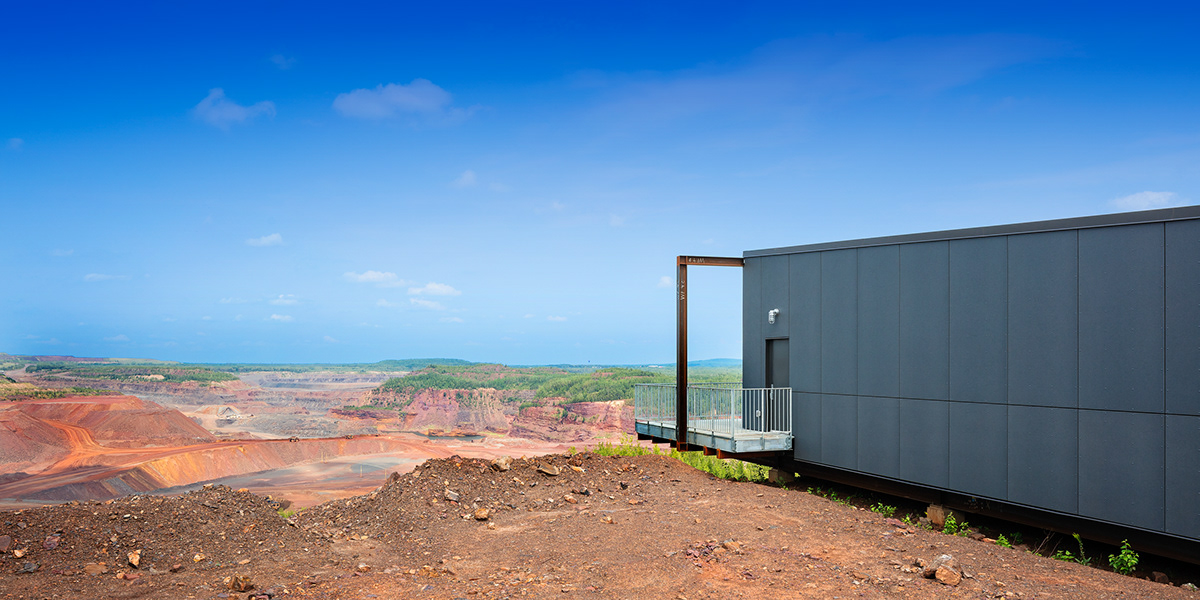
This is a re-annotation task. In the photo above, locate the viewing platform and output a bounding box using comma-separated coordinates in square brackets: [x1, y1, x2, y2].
[633, 383, 793, 454]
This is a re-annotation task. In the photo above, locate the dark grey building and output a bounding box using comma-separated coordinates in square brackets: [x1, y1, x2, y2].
[742, 206, 1200, 547]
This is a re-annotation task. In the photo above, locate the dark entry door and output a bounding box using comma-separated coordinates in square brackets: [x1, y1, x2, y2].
[766, 338, 789, 389]
[749, 339, 788, 432]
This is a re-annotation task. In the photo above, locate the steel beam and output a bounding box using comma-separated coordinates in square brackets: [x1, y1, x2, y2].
[675, 255, 744, 449]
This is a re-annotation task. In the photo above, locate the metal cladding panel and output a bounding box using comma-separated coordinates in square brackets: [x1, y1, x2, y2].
[949, 402, 1008, 500]
[742, 258, 765, 388]
[949, 237, 1008, 404]
[900, 242, 950, 401]
[821, 394, 858, 469]
[1166, 415, 1200, 537]
[1008, 231, 1078, 408]
[857, 246, 900, 398]
[1167, 220, 1200, 416]
[857, 396, 900, 478]
[1008, 406, 1078, 513]
[1078, 411, 1165, 531]
[794, 392, 822, 462]
[1079, 224, 1165, 413]
[761, 255, 790, 338]
[790, 253, 822, 393]
[898, 399, 949, 488]
[821, 250, 858, 395]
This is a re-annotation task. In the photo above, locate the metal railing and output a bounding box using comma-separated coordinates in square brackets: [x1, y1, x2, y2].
[633, 383, 676, 423]
[687, 385, 791, 441]
[634, 383, 792, 445]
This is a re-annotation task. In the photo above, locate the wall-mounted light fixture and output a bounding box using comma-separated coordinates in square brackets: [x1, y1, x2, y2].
[768, 308, 780, 324]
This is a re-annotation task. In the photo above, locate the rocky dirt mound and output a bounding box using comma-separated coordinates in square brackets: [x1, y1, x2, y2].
[2, 452, 1196, 599]
[0, 484, 337, 598]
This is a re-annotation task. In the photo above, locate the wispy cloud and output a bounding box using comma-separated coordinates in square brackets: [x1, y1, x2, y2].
[269, 54, 296, 70]
[6, 138, 22, 151]
[376, 299, 399, 308]
[323, 335, 339, 343]
[268, 314, 294, 322]
[270, 294, 298, 305]
[1110, 191, 1181, 211]
[51, 248, 73, 257]
[547, 315, 568, 322]
[451, 170, 477, 188]
[192, 88, 276, 129]
[219, 297, 247, 304]
[589, 34, 1061, 131]
[410, 298, 446, 310]
[609, 214, 626, 227]
[103, 334, 130, 342]
[84, 273, 129, 282]
[657, 276, 674, 288]
[408, 282, 461, 296]
[345, 270, 407, 287]
[246, 233, 283, 247]
[440, 316, 465, 323]
[332, 78, 476, 123]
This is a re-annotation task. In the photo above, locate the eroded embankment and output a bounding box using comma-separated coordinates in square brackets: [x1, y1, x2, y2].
[0, 436, 425, 502]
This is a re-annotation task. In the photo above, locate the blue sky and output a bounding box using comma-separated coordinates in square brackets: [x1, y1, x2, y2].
[2, 2, 1198, 364]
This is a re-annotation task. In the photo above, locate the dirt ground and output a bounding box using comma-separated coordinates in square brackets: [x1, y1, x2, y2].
[1, 452, 1195, 600]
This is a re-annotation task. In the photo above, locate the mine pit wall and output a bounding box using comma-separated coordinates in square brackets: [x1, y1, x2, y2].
[25, 437, 414, 501]
[742, 206, 1200, 556]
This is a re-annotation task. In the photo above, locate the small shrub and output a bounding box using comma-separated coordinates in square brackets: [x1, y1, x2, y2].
[996, 535, 1012, 548]
[1108, 540, 1139, 575]
[942, 514, 959, 535]
[871, 503, 897, 518]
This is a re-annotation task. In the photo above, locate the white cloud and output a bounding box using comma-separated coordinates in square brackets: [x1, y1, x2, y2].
[6, 138, 23, 151]
[410, 298, 446, 310]
[84, 273, 128, 282]
[609, 214, 625, 227]
[523, 314, 535, 319]
[333, 79, 461, 119]
[657, 276, 674, 288]
[219, 297, 247, 304]
[323, 335, 339, 343]
[451, 170, 477, 188]
[488, 182, 511, 192]
[269, 54, 296, 70]
[202, 316, 213, 321]
[51, 248, 73, 256]
[547, 315, 568, 322]
[376, 299, 399, 308]
[440, 316, 465, 323]
[246, 233, 283, 247]
[268, 314, 293, 322]
[192, 88, 276, 129]
[103, 334, 130, 342]
[270, 294, 298, 305]
[345, 270, 406, 287]
[1110, 191, 1180, 211]
[408, 282, 461, 296]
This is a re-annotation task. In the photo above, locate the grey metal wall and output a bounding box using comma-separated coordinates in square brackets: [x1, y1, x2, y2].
[744, 211, 1200, 542]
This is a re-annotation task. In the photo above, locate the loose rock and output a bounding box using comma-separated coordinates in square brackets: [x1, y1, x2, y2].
[226, 574, 254, 592]
[491, 456, 513, 471]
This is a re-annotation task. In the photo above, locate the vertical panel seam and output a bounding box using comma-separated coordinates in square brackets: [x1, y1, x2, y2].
[1162, 223, 1168, 528]
[1080, 228, 1089, 511]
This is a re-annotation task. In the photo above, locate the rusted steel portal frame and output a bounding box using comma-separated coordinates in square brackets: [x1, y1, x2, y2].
[676, 255, 744, 449]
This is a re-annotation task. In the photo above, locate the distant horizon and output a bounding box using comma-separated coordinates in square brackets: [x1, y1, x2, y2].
[0, 352, 742, 369]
